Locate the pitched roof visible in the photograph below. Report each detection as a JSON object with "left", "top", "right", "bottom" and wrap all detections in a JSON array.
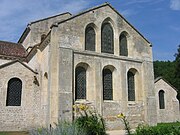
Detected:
[
  {"left": 0, "top": 60, "right": 38, "bottom": 74},
  {"left": 18, "top": 12, "right": 71, "bottom": 43},
  {"left": 155, "top": 76, "right": 178, "bottom": 92},
  {"left": 0, "top": 40, "right": 27, "bottom": 58}
]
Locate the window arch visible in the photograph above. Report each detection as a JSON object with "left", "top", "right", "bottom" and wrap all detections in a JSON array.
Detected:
[
  {"left": 127, "top": 71, "right": 135, "bottom": 101},
  {"left": 159, "top": 90, "right": 165, "bottom": 109},
  {"left": 6, "top": 78, "right": 22, "bottom": 106},
  {"left": 119, "top": 33, "right": 128, "bottom": 56},
  {"left": 101, "top": 23, "right": 114, "bottom": 54},
  {"left": 75, "top": 66, "right": 86, "bottom": 100},
  {"left": 103, "top": 68, "right": 113, "bottom": 100},
  {"left": 85, "top": 26, "right": 95, "bottom": 51}
]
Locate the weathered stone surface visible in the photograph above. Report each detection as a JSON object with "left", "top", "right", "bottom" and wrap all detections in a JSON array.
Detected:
[
  {"left": 0, "top": 3, "right": 179, "bottom": 131},
  {"left": 155, "top": 78, "right": 180, "bottom": 123}
]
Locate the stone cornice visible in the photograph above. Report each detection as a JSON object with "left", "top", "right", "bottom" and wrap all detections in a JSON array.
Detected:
[{"left": 73, "top": 49, "right": 143, "bottom": 63}]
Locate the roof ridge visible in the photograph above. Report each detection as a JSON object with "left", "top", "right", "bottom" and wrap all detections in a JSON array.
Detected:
[
  {"left": 0, "top": 60, "right": 38, "bottom": 74},
  {"left": 51, "top": 2, "right": 150, "bottom": 44},
  {"left": 155, "top": 76, "right": 178, "bottom": 91},
  {"left": 30, "top": 12, "right": 72, "bottom": 24},
  {"left": 55, "top": 2, "right": 109, "bottom": 26}
]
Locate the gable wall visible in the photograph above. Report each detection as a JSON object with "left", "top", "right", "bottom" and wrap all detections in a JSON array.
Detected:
[
  {"left": 0, "top": 62, "right": 44, "bottom": 131},
  {"left": 155, "top": 79, "right": 179, "bottom": 123},
  {"left": 51, "top": 5, "right": 156, "bottom": 129},
  {"left": 22, "top": 13, "right": 71, "bottom": 49},
  {"left": 56, "top": 5, "right": 152, "bottom": 61}
]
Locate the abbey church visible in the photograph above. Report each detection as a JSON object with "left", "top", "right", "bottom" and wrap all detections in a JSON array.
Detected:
[{"left": 0, "top": 3, "right": 179, "bottom": 131}]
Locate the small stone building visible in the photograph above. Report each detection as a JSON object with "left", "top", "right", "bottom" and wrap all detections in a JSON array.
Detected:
[
  {"left": 155, "top": 77, "right": 179, "bottom": 123},
  {"left": 0, "top": 3, "right": 179, "bottom": 131}
]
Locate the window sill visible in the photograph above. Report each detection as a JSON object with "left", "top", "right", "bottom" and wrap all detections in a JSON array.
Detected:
[{"left": 75, "top": 99, "right": 91, "bottom": 105}]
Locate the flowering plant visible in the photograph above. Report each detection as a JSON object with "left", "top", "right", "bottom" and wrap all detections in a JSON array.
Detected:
[
  {"left": 117, "top": 113, "right": 131, "bottom": 135},
  {"left": 73, "top": 103, "right": 107, "bottom": 135}
]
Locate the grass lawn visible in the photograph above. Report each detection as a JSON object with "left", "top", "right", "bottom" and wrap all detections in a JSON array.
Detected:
[{"left": 0, "top": 132, "right": 29, "bottom": 135}]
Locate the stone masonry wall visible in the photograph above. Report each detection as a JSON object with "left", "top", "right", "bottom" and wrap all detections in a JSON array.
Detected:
[
  {"left": 155, "top": 79, "right": 180, "bottom": 123},
  {"left": 0, "top": 62, "right": 42, "bottom": 131}
]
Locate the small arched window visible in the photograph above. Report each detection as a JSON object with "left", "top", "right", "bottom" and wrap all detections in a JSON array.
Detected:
[
  {"left": 101, "top": 23, "right": 114, "bottom": 54},
  {"left": 127, "top": 71, "right": 135, "bottom": 101},
  {"left": 75, "top": 67, "right": 86, "bottom": 100},
  {"left": 159, "top": 90, "right": 165, "bottom": 109},
  {"left": 120, "top": 34, "right": 128, "bottom": 56},
  {"left": 85, "top": 26, "right": 95, "bottom": 51},
  {"left": 103, "top": 69, "right": 113, "bottom": 100},
  {"left": 6, "top": 78, "right": 22, "bottom": 106}
]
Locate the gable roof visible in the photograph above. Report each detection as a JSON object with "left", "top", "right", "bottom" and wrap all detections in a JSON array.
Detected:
[
  {"left": 0, "top": 60, "right": 38, "bottom": 74},
  {"left": 0, "top": 41, "right": 27, "bottom": 60},
  {"left": 155, "top": 76, "right": 178, "bottom": 92},
  {"left": 18, "top": 12, "right": 72, "bottom": 43},
  {"left": 51, "top": 2, "right": 151, "bottom": 44}
]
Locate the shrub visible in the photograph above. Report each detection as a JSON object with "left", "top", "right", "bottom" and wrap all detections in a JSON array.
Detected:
[
  {"left": 133, "top": 122, "right": 180, "bottom": 135},
  {"left": 74, "top": 103, "right": 107, "bottom": 135},
  {"left": 30, "top": 121, "right": 86, "bottom": 135}
]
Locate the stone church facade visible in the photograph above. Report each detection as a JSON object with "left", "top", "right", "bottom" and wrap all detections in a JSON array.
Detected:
[{"left": 0, "top": 3, "right": 179, "bottom": 131}]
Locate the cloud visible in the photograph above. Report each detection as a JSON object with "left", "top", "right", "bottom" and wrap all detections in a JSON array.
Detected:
[
  {"left": 170, "top": 0, "right": 180, "bottom": 10},
  {"left": 0, "top": 0, "right": 90, "bottom": 42},
  {"left": 124, "top": 0, "right": 164, "bottom": 5},
  {"left": 125, "top": 0, "right": 152, "bottom": 5},
  {"left": 170, "top": 25, "right": 180, "bottom": 32},
  {"left": 120, "top": 9, "right": 138, "bottom": 17}
]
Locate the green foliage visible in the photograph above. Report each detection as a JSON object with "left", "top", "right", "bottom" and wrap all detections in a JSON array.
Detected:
[
  {"left": 133, "top": 122, "right": 180, "bottom": 135},
  {"left": 117, "top": 113, "right": 131, "bottom": 135},
  {"left": 0, "top": 132, "right": 28, "bottom": 135},
  {"left": 153, "top": 60, "right": 180, "bottom": 101},
  {"left": 75, "top": 108, "right": 107, "bottom": 135},
  {"left": 0, "top": 133, "right": 6, "bottom": 135},
  {"left": 30, "top": 104, "right": 107, "bottom": 135},
  {"left": 153, "top": 45, "right": 180, "bottom": 102},
  {"left": 30, "top": 121, "right": 86, "bottom": 135}
]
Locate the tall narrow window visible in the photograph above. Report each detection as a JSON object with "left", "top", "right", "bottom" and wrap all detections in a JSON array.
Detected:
[
  {"left": 127, "top": 71, "right": 135, "bottom": 101},
  {"left": 120, "top": 34, "right": 128, "bottom": 56},
  {"left": 159, "top": 90, "right": 165, "bottom": 109},
  {"left": 75, "top": 67, "right": 86, "bottom": 100},
  {"left": 103, "top": 69, "right": 113, "bottom": 100},
  {"left": 6, "top": 78, "right": 22, "bottom": 106},
  {"left": 101, "top": 23, "right": 114, "bottom": 54},
  {"left": 85, "top": 26, "right": 95, "bottom": 51}
]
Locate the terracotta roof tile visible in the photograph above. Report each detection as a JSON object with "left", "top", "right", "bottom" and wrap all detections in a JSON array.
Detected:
[{"left": 0, "top": 40, "right": 27, "bottom": 58}]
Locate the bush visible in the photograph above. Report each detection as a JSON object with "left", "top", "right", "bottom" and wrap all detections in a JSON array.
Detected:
[
  {"left": 30, "top": 103, "right": 107, "bottom": 135},
  {"left": 74, "top": 103, "right": 107, "bottom": 135},
  {"left": 30, "top": 121, "right": 86, "bottom": 135},
  {"left": 133, "top": 122, "right": 180, "bottom": 135}
]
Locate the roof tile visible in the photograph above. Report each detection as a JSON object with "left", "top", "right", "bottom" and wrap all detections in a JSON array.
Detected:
[{"left": 0, "top": 40, "right": 27, "bottom": 58}]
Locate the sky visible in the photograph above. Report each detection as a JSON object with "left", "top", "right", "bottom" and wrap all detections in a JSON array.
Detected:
[{"left": 0, "top": 0, "right": 180, "bottom": 61}]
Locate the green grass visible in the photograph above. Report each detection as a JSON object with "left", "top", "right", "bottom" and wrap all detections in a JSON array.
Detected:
[
  {"left": 0, "top": 132, "right": 6, "bottom": 135},
  {"left": 0, "top": 132, "right": 28, "bottom": 135},
  {"left": 133, "top": 122, "right": 180, "bottom": 135},
  {"left": 157, "top": 121, "right": 180, "bottom": 126}
]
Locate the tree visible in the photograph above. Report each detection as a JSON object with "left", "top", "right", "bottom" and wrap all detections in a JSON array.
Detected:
[
  {"left": 174, "top": 45, "right": 180, "bottom": 78},
  {"left": 153, "top": 45, "right": 180, "bottom": 102},
  {"left": 174, "top": 45, "right": 180, "bottom": 101}
]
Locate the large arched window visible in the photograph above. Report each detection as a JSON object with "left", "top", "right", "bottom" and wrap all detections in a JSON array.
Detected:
[
  {"left": 6, "top": 78, "right": 22, "bottom": 106},
  {"left": 119, "top": 33, "right": 128, "bottom": 56},
  {"left": 85, "top": 26, "right": 95, "bottom": 51},
  {"left": 159, "top": 90, "right": 165, "bottom": 109},
  {"left": 101, "top": 23, "right": 114, "bottom": 54},
  {"left": 127, "top": 71, "right": 135, "bottom": 101},
  {"left": 75, "top": 67, "right": 86, "bottom": 100},
  {"left": 103, "top": 68, "right": 113, "bottom": 100}
]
